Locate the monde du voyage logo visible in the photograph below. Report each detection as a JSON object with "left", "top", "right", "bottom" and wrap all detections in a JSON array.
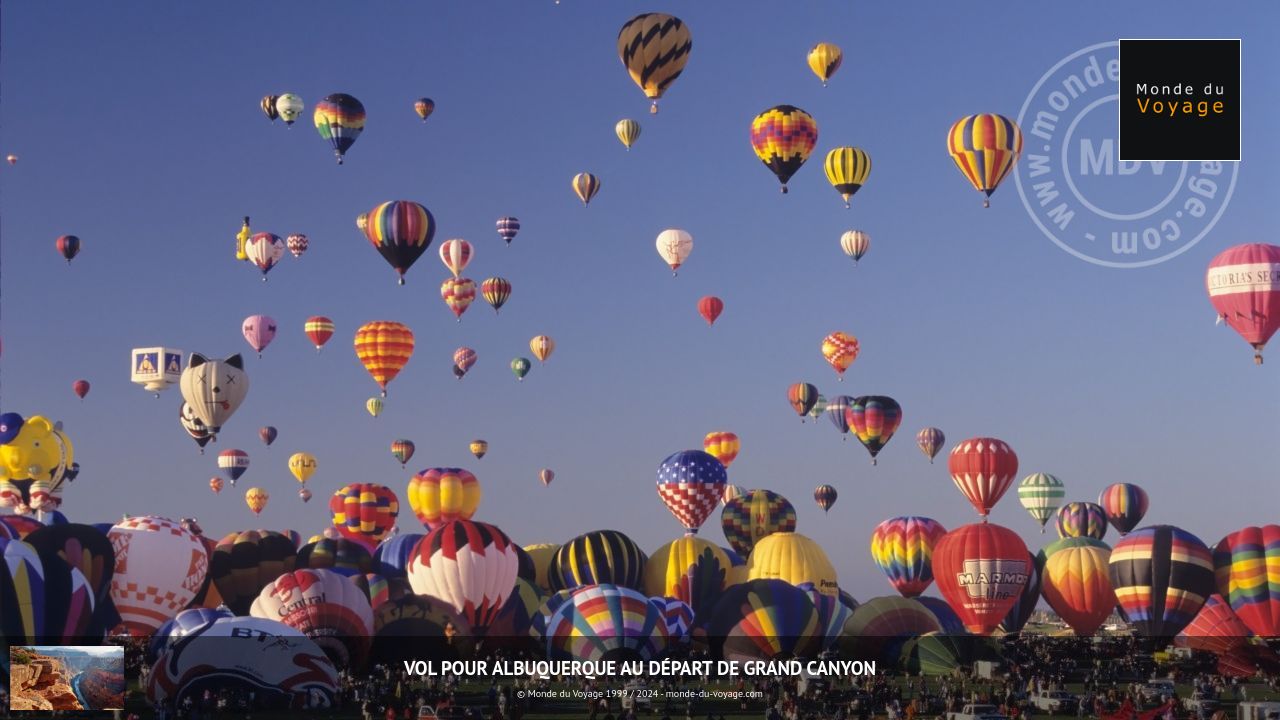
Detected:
[{"left": 1016, "top": 40, "right": 1240, "bottom": 268}]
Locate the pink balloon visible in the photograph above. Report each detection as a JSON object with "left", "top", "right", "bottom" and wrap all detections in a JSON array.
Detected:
[{"left": 242, "top": 315, "right": 278, "bottom": 356}]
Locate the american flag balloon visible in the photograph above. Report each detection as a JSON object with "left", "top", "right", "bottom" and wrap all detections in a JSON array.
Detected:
[{"left": 655, "top": 450, "right": 727, "bottom": 535}]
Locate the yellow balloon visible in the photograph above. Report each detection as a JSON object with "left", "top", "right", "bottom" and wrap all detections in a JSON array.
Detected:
[
  {"left": 406, "top": 468, "right": 482, "bottom": 530},
  {"left": 617, "top": 13, "right": 692, "bottom": 113},
  {"left": 366, "top": 397, "right": 384, "bottom": 417},
  {"left": 522, "top": 542, "right": 561, "bottom": 592},
  {"left": 245, "top": 487, "right": 269, "bottom": 515},
  {"left": 615, "top": 119, "right": 641, "bottom": 150},
  {"left": 746, "top": 532, "right": 839, "bottom": 596},
  {"left": 644, "top": 536, "right": 730, "bottom": 601},
  {"left": 469, "top": 439, "right": 488, "bottom": 459},
  {"left": 807, "top": 42, "right": 843, "bottom": 86},
  {"left": 288, "top": 452, "right": 317, "bottom": 484},
  {"left": 530, "top": 335, "right": 555, "bottom": 363},
  {"left": 235, "top": 216, "right": 251, "bottom": 261}
]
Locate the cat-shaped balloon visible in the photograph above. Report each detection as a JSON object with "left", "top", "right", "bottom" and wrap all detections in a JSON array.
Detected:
[{"left": 179, "top": 353, "right": 249, "bottom": 437}]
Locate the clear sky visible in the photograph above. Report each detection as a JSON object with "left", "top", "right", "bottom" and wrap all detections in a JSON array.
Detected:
[{"left": 1, "top": 2, "right": 1277, "bottom": 601}]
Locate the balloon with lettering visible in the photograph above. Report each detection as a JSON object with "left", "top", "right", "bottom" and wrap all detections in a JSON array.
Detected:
[
  {"left": 548, "top": 529, "right": 647, "bottom": 593},
  {"left": 1098, "top": 483, "right": 1149, "bottom": 536},
  {"left": 947, "top": 113, "right": 1023, "bottom": 207},
  {"left": 617, "top": 13, "right": 691, "bottom": 114},
  {"left": 931, "top": 522, "right": 1031, "bottom": 635},
  {"left": 1108, "top": 525, "right": 1215, "bottom": 637},
  {"left": 249, "top": 567, "right": 374, "bottom": 667},
  {"left": 1205, "top": 243, "right": 1280, "bottom": 363},
  {"left": 720, "top": 489, "right": 797, "bottom": 558},
  {"left": 147, "top": 607, "right": 235, "bottom": 664},
  {"left": 750, "top": 105, "right": 818, "bottom": 193},
  {"left": 947, "top": 437, "right": 1019, "bottom": 517},
  {"left": 643, "top": 536, "right": 731, "bottom": 617},
  {"left": 329, "top": 483, "right": 399, "bottom": 552},
  {"left": 869, "top": 516, "right": 947, "bottom": 598},
  {"left": 108, "top": 515, "right": 208, "bottom": 635},
  {"left": 847, "top": 395, "right": 902, "bottom": 465},
  {"left": 217, "top": 449, "right": 250, "bottom": 483},
  {"left": 913, "top": 596, "right": 968, "bottom": 636},
  {"left": 1056, "top": 501, "right": 1108, "bottom": 540},
  {"left": 406, "top": 519, "right": 519, "bottom": 632},
  {"left": 1212, "top": 524, "right": 1280, "bottom": 638},
  {"left": 287, "top": 452, "right": 317, "bottom": 484},
  {"left": 1039, "top": 537, "right": 1116, "bottom": 636},
  {"left": 1017, "top": 473, "right": 1065, "bottom": 532}
]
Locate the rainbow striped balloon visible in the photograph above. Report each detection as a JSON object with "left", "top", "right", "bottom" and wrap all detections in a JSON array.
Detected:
[
  {"left": 869, "top": 516, "right": 947, "bottom": 598},
  {"left": 1213, "top": 525, "right": 1280, "bottom": 638},
  {"left": 1109, "top": 525, "right": 1215, "bottom": 637},
  {"left": 1098, "top": 483, "right": 1149, "bottom": 536}
]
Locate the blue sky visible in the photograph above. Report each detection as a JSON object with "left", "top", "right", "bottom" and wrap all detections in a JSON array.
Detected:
[{"left": 2, "top": 2, "right": 1277, "bottom": 600}]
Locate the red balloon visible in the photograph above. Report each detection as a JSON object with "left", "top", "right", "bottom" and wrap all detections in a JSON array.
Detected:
[
  {"left": 697, "top": 296, "right": 724, "bottom": 326},
  {"left": 72, "top": 380, "right": 90, "bottom": 399},
  {"left": 932, "top": 522, "right": 1030, "bottom": 635},
  {"left": 1206, "top": 243, "right": 1280, "bottom": 364},
  {"left": 947, "top": 437, "right": 1018, "bottom": 517}
]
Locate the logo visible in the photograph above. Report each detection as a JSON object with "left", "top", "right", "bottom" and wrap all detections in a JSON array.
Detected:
[
  {"left": 1118, "top": 40, "right": 1240, "bottom": 161},
  {"left": 1015, "top": 42, "right": 1238, "bottom": 268},
  {"left": 956, "top": 558, "right": 1028, "bottom": 600}
]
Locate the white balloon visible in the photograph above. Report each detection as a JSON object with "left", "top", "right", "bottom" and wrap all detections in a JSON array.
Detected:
[
  {"left": 179, "top": 353, "right": 250, "bottom": 436},
  {"left": 656, "top": 228, "right": 693, "bottom": 274}
]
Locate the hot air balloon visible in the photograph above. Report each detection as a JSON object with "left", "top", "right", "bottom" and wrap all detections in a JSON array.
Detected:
[
  {"left": 440, "top": 277, "right": 476, "bottom": 320},
  {"left": 617, "top": 13, "right": 691, "bottom": 114},
  {"left": 824, "top": 395, "right": 852, "bottom": 437},
  {"left": 702, "top": 431, "right": 739, "bottom": 468},
  {"left": 824, "top": 147, "right": 871, "bottom": 208},
  {"left": 750, "top": 105, "right": 818, "bottom": 193},
  {"left": 298, "top": 487, "right": 312, "bottom": 503},
  {"left": 813, "top": 485, "right": 837, "bottom": 513},
  {"left": 1056, "top": 502, "right": 1108, "bottom": 540},
  {"left": 296, "top": 537, "right": 372, "bottom": 578},
  {"left": 720, "top": 489, "right": 797, "bottom": 558},
  {"left": 258, "top": 426, "right": 276, "bottom": 447},
  {"left": 285, "top": 233, "right": 308, "bottom": 258},
  {"left": 313, "top": 93, "right": 365, "bottom": 164},
  {"left": 656, "top": 450, "right": 727, "bottom": 535},
  {"left": 481, "top": 277, "right": 512, "bottom": 313},
  {"left": 218, "top": 449, "right": 250, "bottom": 483},
  {"left": 469, "top": 440, "right": 488, "bottom": 459},
  {"left": 6, "top": 154, "right": 17, "bottom": 165},
  {"left": 839, "top": 597, "right": 942, "bottom": 665},
  {"left": 947, "top": 114, "right": 1023, "bottom": 207},
  {"left": 406, "top": 520, "right": 519, "bottom": 631},
  {"left": 549, "top": 530, "right": 647, "bottom": 592},
  {"left": 511, "top": 357, "right": 531, "bottom": 381},
  {"left": 301, "top": 316, "right": 334, "bottom": 352},
  {"left": 108, "top": 516, "right": 208, "bottom": 635},
  {"left": 1017, "top": 473, "right": 1065, "bottom": 532},
  {"left": 1110, "top": 525, "right": 1215, "bottom": 637},
  {"left": 916, "top": 427, "right": 945, "bottom": 463},
  {"left": 24, "top": 522, "right": 121, "bottom": 635},
  {"left": 363, "top": 200, "right": 435, "bottom": 284},
  {"left": 496, "top": 216, "right": 520, "bottom": 245},
  {"left": 847, "top": 395, "right": 902, "bottom": 465},
  {"left": 1097, "top": 483, "right": 1149, "bottom": 536},
  {"left": 414, "top": 97, "right": 435, "bottom": 121},
  {"left": 390, "top": 439, "right": 415, "bottom": 468},
  {"left": 529, "top": 335, "right": 555, "bottom": 363},
  {"left": 276, "top": 93, "right": 303, "bottom": 125},
  {"left": 241, "top": 315, "right": 277, "bottom": 358},
  {"left": 948, "top": 437, "right": 1019, "bottom": 518},
  {"left": 287, "top": 452, "right": 316, "bottom": 484},
  {"left": 249, "top": 568, "right": 373, "bottom": 667},
  {"left": 840, "top": 230, "right": 870, "bottom": 264},
  {"left": 697, "top": 296, "right": 723, "bottom": 326},
  {"left": 820, "top": 332, "right": 859, "bottom": 380},
  {"left": 179, "top": 353, "right": 250, "bottom": 437},
  {"left": 616, "top": 118, "right": 641, "bottom": 149},
  {"left": 644, "top": 536, "right": 730, "bottom": 618},
  {"left": 329, "top": 483, "right": 400, "bottom": 551},
  {"left": 1039, "top": 537, "right": 1116, "bottom": 636},
  {"left": 244, "top": 232, "right": 285, "bottom": 280},
  {"left": 208, "top": 529, "right": 298, "bottom": 615},
  {"left": 72, "top": 380, "right": 90, "bottom": 400},
  {"left": 1205, "top": 244, "right": 1280, "bottom": 363},
  {"left": 787, "top": 382, "right": 819, "bottom": 421},
  {"left": 807, "top": 42, "right": 842, "bottom": 86},
  {"left": 148, "top": 607, "right": 236, "bottom": 665},
  {"left": 572, "top": 173, "right": 600, "bottom": 206},
  {"left": 245, "top": 487, "right": 269, "bottom": 515},
  {"left": 179, "top": 402, "right": 212, "bottom": 453},
  {"left": 704, "top": 579, "right": 821, "bottom": 662},
  {"left": 56, "top": 235, "right": 81, "bottom": 264},
  {"left": 356, "top": 213, "right": 368, "bottom": 231},
  {"left": 438, "top": 238, "right": 473, "bottom": 278},
  {"left": 406, "top": 468, "right": 481, "bottom": 531},
  {"left": 354, "top": 321, "right": 414, "bottom": 396},
  {"left": 366, "top": 397, "right": 384, "bottom": 418},
  {"left": 656, "top": 228, "right": 693, "bottom": 275},
  {"left": 0, "top": 537, "right": 98, "bottom": 642},
  {"left": 1213, "top": 525, "right": 1280, "bottom": 638},
  {"left": 541, "top": 583, "right": 670, "bottom": 662},
  {"left": 869, "top": 516, "right": 947, "bottom": 598},
  {"left": 261, "top": 95, "right": 279, "bottom": 121},
  {"left": 538, "top": 468, "right": 554, "bottom": 487},
  {"left": 1179, "top": 594, "right": 1255, "bottom": 655},
  {"left": 209, "top": 477, "right": 223, "bottom": 494},
  {"left": 932, "top": 522, "right": 1030, "bottom": 635},
  {"left": 998, "top": 551, "right": 1044, "bottom": 634},
  {"left": 452, "top": 347, "right": 477, "bottom": 379},
  {"left": 808, "top": 395, "right": 828, "bottom": 421}
]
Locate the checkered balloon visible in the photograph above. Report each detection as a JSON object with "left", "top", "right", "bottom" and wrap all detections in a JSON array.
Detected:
[{"left": 656, "top": 450, "right": 727, "bottom": 535}]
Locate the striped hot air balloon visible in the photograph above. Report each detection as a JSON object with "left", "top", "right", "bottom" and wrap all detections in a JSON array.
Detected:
[
  {"left": 329, "top": 483, "right": 399, "bottom": 552},
  {"left": 1017, "top": 473, "right": 1065, "bottom": 532},
  {"left": 702, "top": 431, "right": 739, "bottom": 468},
  {"left": 390, "top": 439, "right": 415, "bottom": 468},
  {"left": 617, "top": 13, "right": 692, "bottom": 114},
  {"left": 1109, "top": 525, "right": 1215, "bottom": 638},
  {"left": 480, "top": 277, "right": 512, "bottom": 314},
  {"left": 496, "top": 217, "right": 520, "bottom": 245},
  {"left": 354, "top": 321, "right": 414, "bottom": 397},
  {"left": 1056, "top": 502, "right": 1108, "bottom": 541},
  {"left": 1038, "top": 537, "right": 1116, "bottom": 637},
  {"left": 824, "top": 147, "right": 871, "bottom": 208},
  {"left": 916, "top": 427, "right": 945, "bottom": 463},
  {"left": 846, "top": 395, "right": 902, "bottom": 465},
  {"left": 363, "top": 200, "right": 435, "bottom": 285},
  {"left": 1213, "top": 525, "right": 1280, "bottom": 639},
  {"left": 869, "top": 516, "right": 947, "bottom": 597},
  {"left": 787, "top": 382, "right": 819, "bottom": 421},
  {"left": 304, "top": 316, "right": 334, "bottom": 351},
  {"left": 1098, "top": 483, "right": 1149, "bottom": 535},
  {"left": 813, "top": 484, "right": 838, "bottom": 513},
  {"left": 406, "top": 468, "right": 481, "bottom": 531},
  {"left": 313, "top": 93, "right": 365, "bottom": 164},
  {"left": 549, "top": 530, "right": 647, "bottom": 592},
  {"left": 440, "top": 278, "right": 476, "bottom": 320},
  {"left": 571, "top": 173, "right": 601, "bottom": 206},
  {"left": 947, "top": 113, "right": 1023, "bottom": 207},
  {"left": 948, "top": 437, "right": 1018, "bottom": 518}
]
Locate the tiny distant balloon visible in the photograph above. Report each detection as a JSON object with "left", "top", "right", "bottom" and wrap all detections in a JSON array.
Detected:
[
  {"left": 288, "top": 452, "right": 317, "bottom": 484},
  {"left": 698, "top": 296, "right": 724, "bottom": 326},
  {"left": 242, "top": 315, "right": 278, "bottom": 357},
  {"left": 72, "top": 380, "right": 90, "bottom": 400},
  {"left": 481, "top": 277, "right": 512, "bottom": 313},
  {"left": 821, "top": 332, "right": 860, "bottom": 380},
  {"left": 259, "top": 426, "right": 277, "bottom": 446},
  {"left": 787, "top": 382, "right": 819, "bottom": 421},
  {"left": 453, "top": 347, "right": 477, "bottom": 378},
  {"left": 496, "top": 217, "right": 520, "bottom": 245},
  {"left": 539, "top": 469, "right": 555, "bottom": 487},
  {"left": 572, "top": 173, "right": 600, "bottom": 206},
  {"left": 6, "top": 154, "right": 16, "bottom": 165},
  {"left": 56, "top": 235, "right": 81, "bottom": 264},
  {"left": 511, "top": 357, "right": 531, "bottom": 381},
  {"left": 616, "top": 119, "right": 641, "bottom": 150},
  {"left": 304, "top": 316, "right": 334, "bottom": 352},
  {"left": 840, "top": 230, "right": 870, "bottom": 265},
  {"left": 414, "top": 98, "right": 435, "bottom": 122},
  {"left": 366, "top": 398, "right": 384, "bottom": 418},
  {"left": 391, "top": 440, "right": 416, "bottom": 468},
  {"left": 286, "top": 233, "right": 308, "bottom": 258},
  {"left": 439, "top": 238, "right": 473, "bottom": 278},
  {"left": 245, "top": 487, "right": 269, "bottom": 515},
  {"left": 299, "top": 487, "right": 312, "bottom": 503},
  {"left": 807, "top": 42, "right": 843, "bottom": 86},
  {"left": 261, "top": 95, "right": 279, "bottom": 122},
  {"left": 470, "top": 440, "right": 488, "bottom": 459},
  {"left": 530, "top": 335, "right": 555, "bottom": 363},
  {"left": 209, "top": 477, "right": 223, "bottom": 494},
  {"left": 814, "top": 484, "right": 838, "bottom": 513},
  {"left": 276, "top": 93, "right": 304, "bottom": 125},
  {"left": 656, "top": 229, "right": 693, "bottom": 275},
  {"left": 916, "top": 427, "right": 945, "bottom": 463},
  {"left": 356, "top": 213, "right": 368, "bottom": 231}
]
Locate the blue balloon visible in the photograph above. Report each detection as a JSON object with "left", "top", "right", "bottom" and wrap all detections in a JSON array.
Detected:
[
  {"left": 373, "top": 533, "right": 423, "bottom": 578},
  {"left": 656, "top": 450, "right": 727, "bottom": 488}
]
